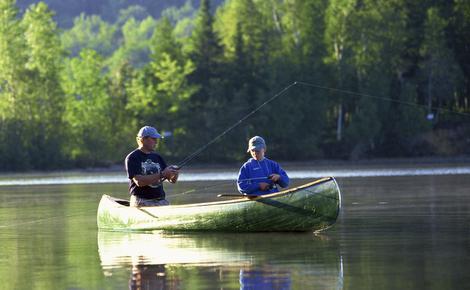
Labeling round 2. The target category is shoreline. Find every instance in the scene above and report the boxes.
[1,156,470,176]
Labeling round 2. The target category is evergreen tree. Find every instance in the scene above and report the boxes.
[150,16,182,64]
[213,0,272,154]
[125,16,196,158]
[184,0,227,161]
[261,0,330,159]
[188,0,222,82]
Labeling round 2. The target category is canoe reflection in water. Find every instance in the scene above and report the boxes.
[98,231,343,289]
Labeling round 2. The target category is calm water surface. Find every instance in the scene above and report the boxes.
[1,163,469,289]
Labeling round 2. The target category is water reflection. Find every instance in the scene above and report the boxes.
[98,231,343,289]
[239,267,291,289]
[129,264,169,290]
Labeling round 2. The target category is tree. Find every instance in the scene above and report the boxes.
[150,16,182,64]
[62,49,113,165]
[0,0,29,170]
[0,0,27,120]
[188,0,223,86]
[213,0,273,158]
[21,2,66,168]
[0,0,66,170]
[107,61,136,158]
[183,0,228,161]
[107,16,156,70]
[255,0,330,159]
[420,7,464,117]
[61,14,117,57]
[126,16,197,158]
[114,5,150,27]
[448,0,470,110]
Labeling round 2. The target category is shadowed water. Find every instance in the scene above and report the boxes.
[0,163,469,289]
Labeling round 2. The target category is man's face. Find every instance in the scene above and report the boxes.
[250,148,265,161]
[142,137,158,151]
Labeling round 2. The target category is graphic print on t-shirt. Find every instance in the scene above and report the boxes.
[141,159,162,188]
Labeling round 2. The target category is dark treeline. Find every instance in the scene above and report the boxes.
[0,0,469,171]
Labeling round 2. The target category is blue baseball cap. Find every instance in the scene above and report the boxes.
[247,136,266,152]
[137,126,163,139]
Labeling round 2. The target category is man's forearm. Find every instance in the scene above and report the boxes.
[133,173,161,187]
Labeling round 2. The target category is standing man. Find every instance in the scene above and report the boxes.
[237,136,289,196]
[125,126,179,207]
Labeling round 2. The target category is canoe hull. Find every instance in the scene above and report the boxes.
[97,177,341,232]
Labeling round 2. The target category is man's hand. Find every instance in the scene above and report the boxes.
[168,171,179,183]
[268,174,280,183]
[162,165,179,183]
[259,182,271,191]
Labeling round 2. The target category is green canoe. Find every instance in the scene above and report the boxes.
[97,177,341,232]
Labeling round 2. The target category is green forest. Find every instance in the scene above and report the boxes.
[0,0,469,171]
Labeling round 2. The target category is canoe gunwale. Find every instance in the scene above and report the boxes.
[102,176,336,210]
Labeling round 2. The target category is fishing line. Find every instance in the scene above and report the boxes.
[171,181,230,196]
[176,81,470,169]
[296,81,470,118]
[176,82,298,169]
[170,176,273,197]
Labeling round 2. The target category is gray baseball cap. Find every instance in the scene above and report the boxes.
[137,126,163,139]
[247,136,266,152]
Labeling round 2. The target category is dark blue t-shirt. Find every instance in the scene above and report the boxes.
[125,149,168,199]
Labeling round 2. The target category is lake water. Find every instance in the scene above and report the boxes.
[1,162,469,289]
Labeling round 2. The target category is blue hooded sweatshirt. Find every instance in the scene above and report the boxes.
[237,157,289,195]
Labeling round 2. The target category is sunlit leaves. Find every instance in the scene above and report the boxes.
[154,54,197,114]
[62,49,113,164]
[108,16,156,70]
[61,14,117,57]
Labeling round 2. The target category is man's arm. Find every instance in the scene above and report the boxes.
[133,167,178,187]
[132,173,162,187]
[269,161,289,188]
[237,165,260,194]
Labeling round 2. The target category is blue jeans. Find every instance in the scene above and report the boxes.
[130,195,170,207]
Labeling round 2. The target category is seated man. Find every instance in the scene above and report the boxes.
[125,125,179,207]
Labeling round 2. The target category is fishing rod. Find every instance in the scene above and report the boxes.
[176,82,298,169]
[175,80,470,169]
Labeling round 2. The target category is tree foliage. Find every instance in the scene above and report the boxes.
[1,0,470,171]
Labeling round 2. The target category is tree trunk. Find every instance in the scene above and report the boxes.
[337,103,343,141]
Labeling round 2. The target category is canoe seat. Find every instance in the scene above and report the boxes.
[115,199,130,206]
